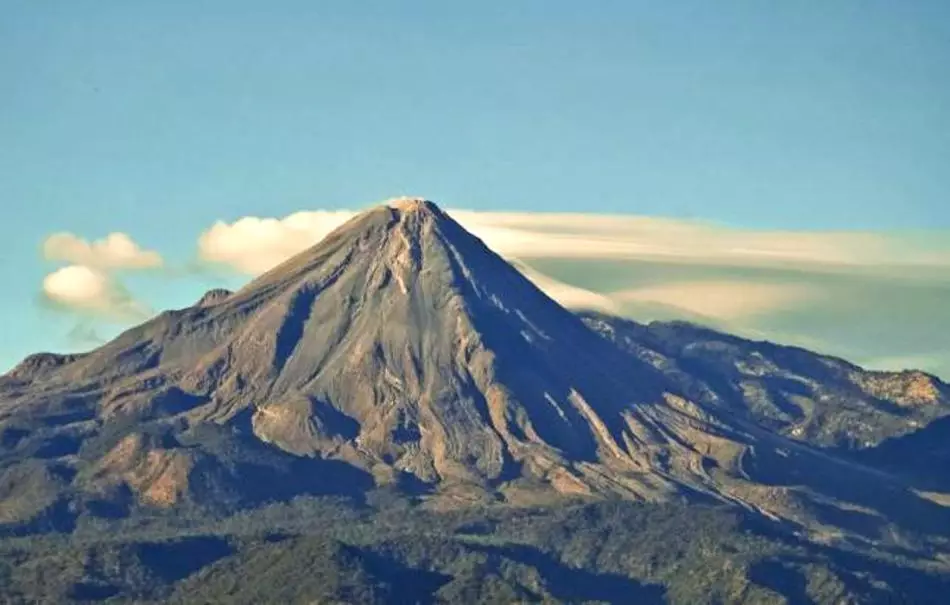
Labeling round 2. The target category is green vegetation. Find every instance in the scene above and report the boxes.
[0,496,947,604]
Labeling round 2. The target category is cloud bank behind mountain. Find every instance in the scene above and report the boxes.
[21,202,950,380]
[192,204,950,378]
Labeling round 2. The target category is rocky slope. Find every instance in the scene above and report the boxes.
[2,199,949,552]
[580,312,949,450]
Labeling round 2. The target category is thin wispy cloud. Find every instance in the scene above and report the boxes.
[196,206,950,277]
[190,204,950,380]
[511,261,621,314]
[611,281,819,322]
[29,203,950,379]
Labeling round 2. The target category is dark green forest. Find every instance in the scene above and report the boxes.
[2,492,948,604]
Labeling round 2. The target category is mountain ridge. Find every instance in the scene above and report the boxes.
[2,199,949,555]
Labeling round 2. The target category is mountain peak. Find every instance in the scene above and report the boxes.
[5,196,949,547]
[385,196,439,214]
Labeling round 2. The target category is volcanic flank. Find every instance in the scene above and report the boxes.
[3,199,950,540]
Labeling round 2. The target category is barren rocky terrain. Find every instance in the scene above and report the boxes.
[2,199,949,603]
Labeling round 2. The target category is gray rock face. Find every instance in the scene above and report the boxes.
[196,289,233,307]
[581,312,950,449]
[2,199,950,544]
[166,199,683,497]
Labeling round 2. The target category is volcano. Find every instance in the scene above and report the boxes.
[2,199,949,542]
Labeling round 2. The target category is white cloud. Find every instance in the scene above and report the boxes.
[512,262,816,324]
[191,200,829,324]
[611,280,817,322]
[43,232,163,270]
[186,201,950,382]
[449,210,949,268]
[41,265,150,320]
[511,261,621,313]
[22,200,950,382]
[196,204,950,276]
[197,211,356,275]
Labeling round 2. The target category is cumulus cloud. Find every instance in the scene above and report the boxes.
[38,230,161,319]
[43,232,163,270]
[197,211,357,275]
[41,265,150,320]
[196,204,950,277]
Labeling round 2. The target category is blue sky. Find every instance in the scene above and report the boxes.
[2,1,949,376]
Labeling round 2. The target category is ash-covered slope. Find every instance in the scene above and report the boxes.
[2,199,950,549]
